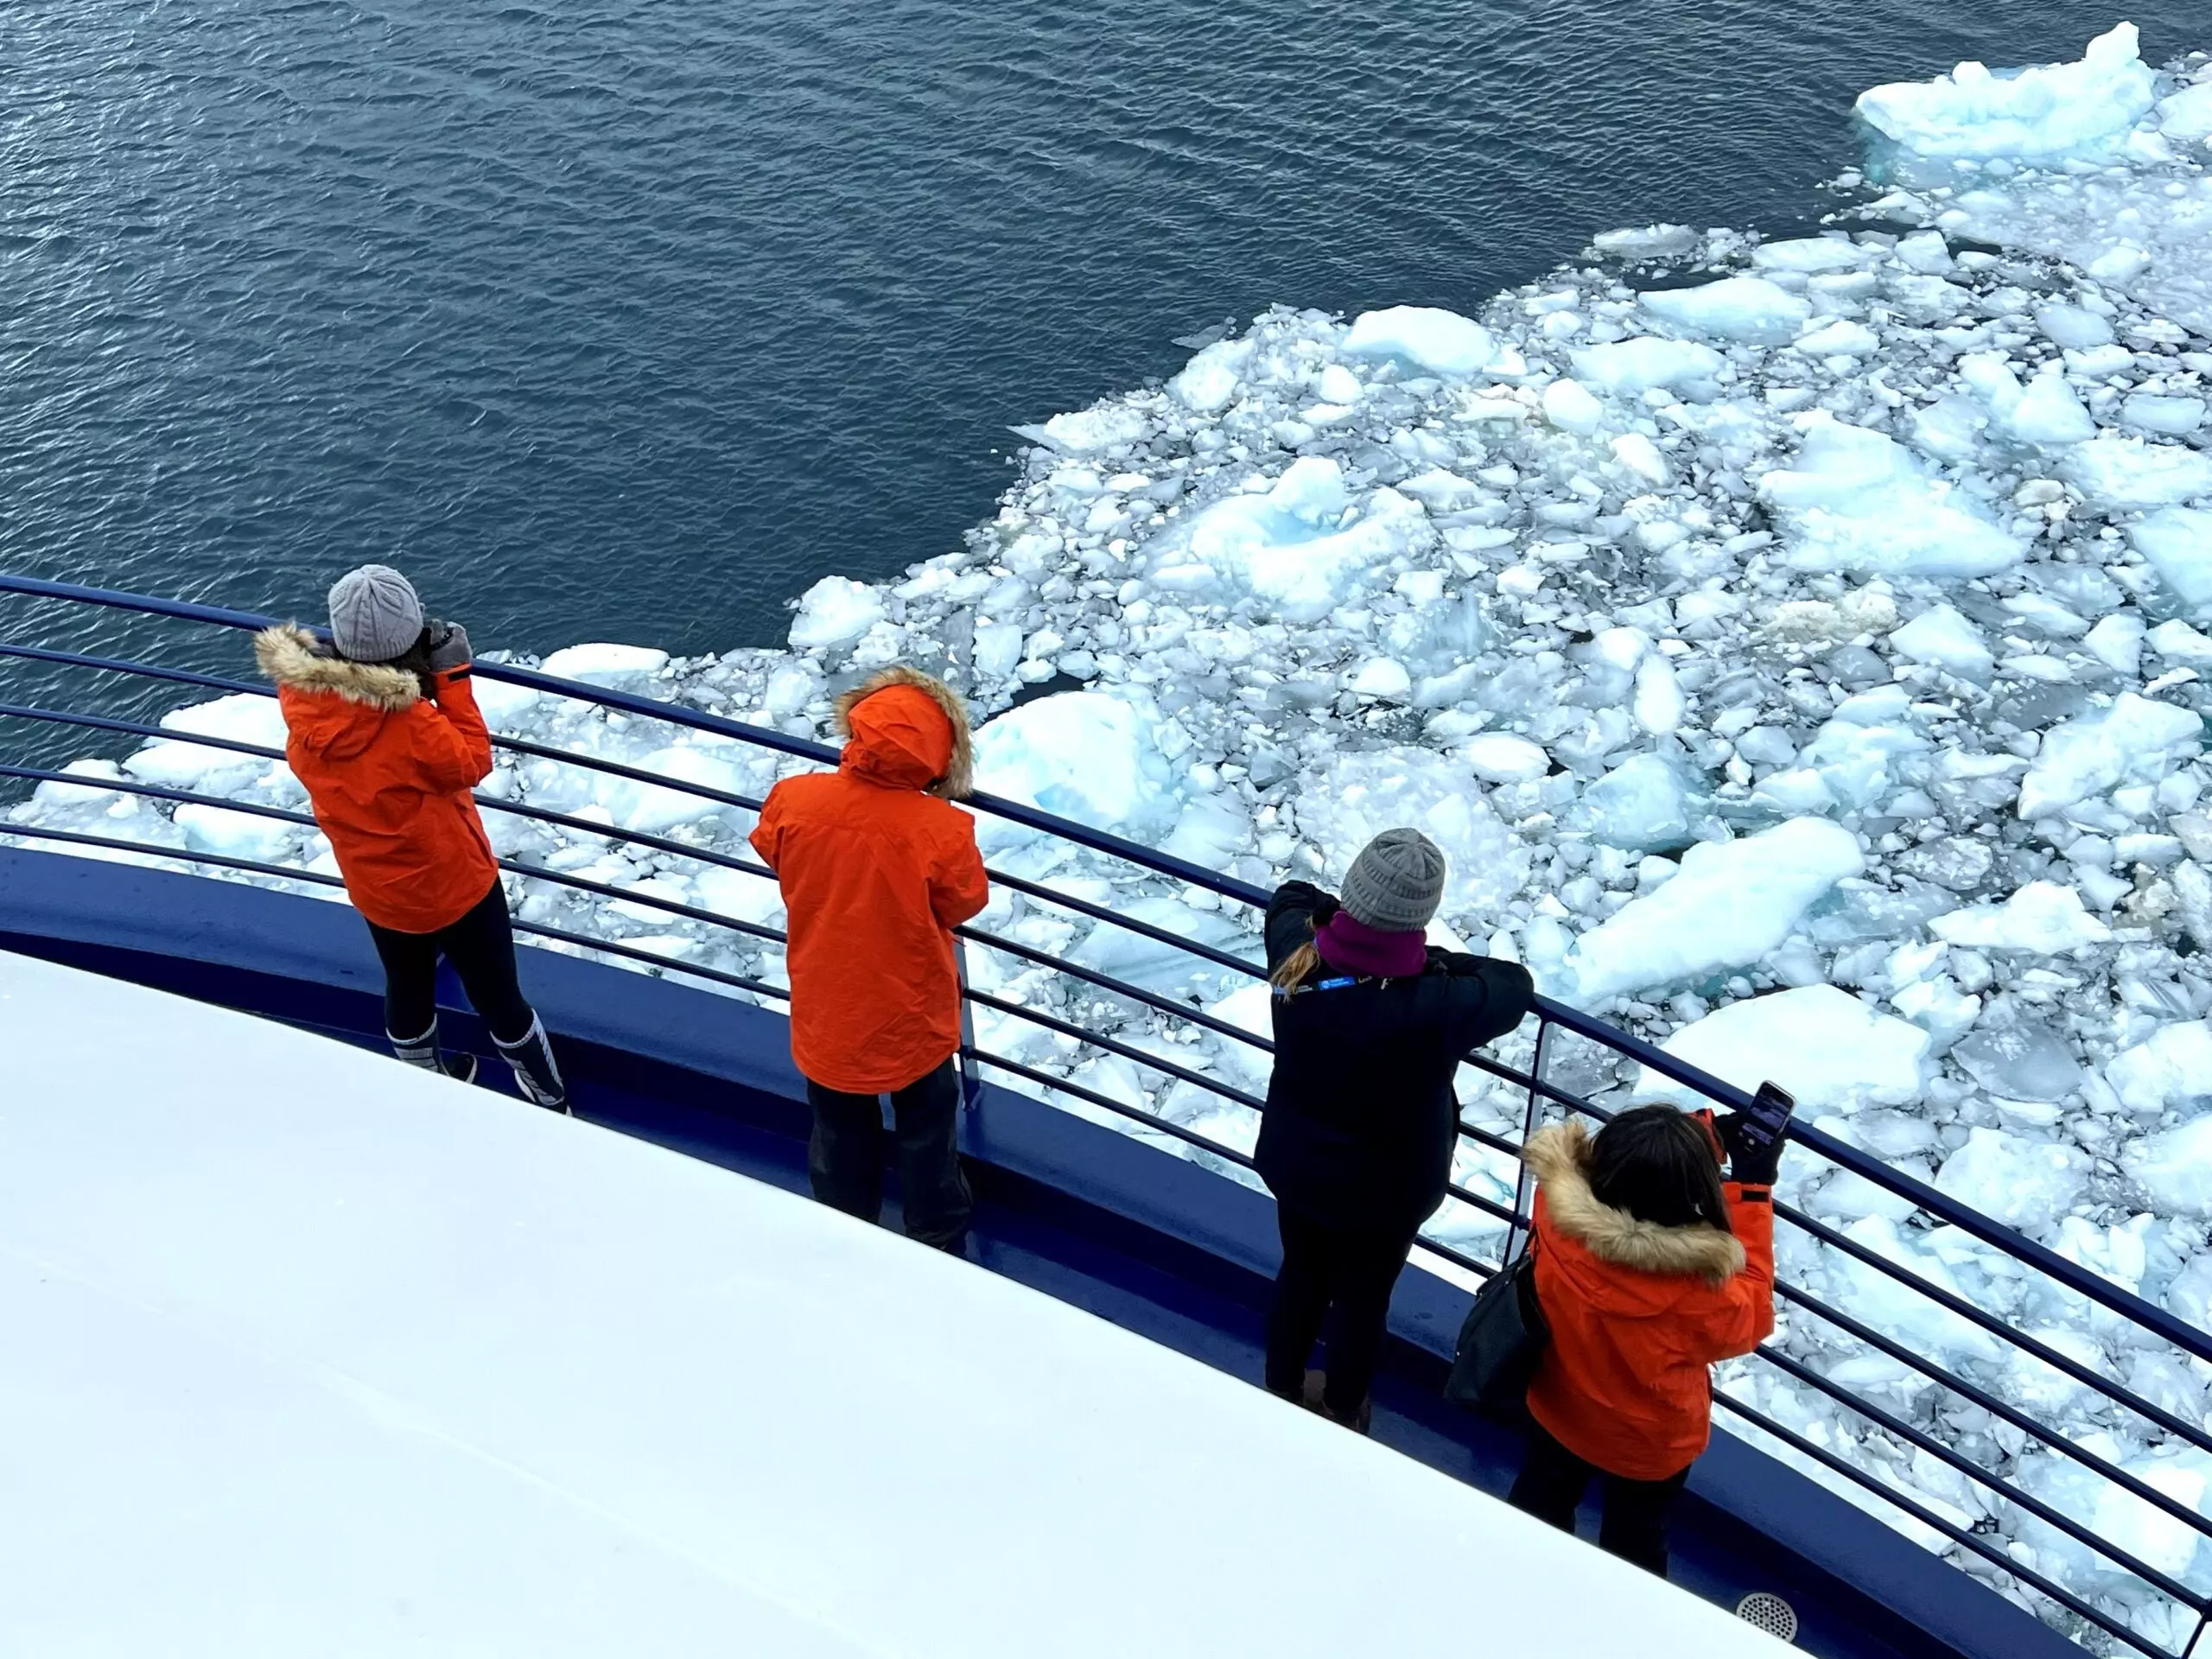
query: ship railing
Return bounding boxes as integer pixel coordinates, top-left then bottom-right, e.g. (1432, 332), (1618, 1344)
(3, 572), (2209, 1659)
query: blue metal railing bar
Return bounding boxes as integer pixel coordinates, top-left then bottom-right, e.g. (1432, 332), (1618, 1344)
(1713, 1389), (2173, 1659)
(10, 573), (2212, 1646)
(1758, 1333), (2208, 1612)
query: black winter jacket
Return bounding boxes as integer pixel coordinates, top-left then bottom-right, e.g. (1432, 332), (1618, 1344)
(1254, 880), (1535, 1237)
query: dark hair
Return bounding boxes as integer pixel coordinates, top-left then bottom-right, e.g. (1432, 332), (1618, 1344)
(346, 626), (437, 699)
(1588, 1105), (1732, 1234)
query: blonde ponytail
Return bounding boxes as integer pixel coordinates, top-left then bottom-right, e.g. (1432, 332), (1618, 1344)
(1270, 938), (1322, 993)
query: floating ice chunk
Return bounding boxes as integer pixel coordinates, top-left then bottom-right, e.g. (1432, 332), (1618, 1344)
(1889, 605), (1995, 682)
(1541, 378), (1605, 434)
(1854, 25), (2158, 162)
(1930, 881), (2113, 952)
(1640, 984), (1931, 1116)
(1565, 818), (1863, 1001)
(1951, 1019), (2081, 1103)
(1935, 1128), (2091, 1229)
(162, 693), (289, 752)
(172, 804), (296, 862)
(1316, 364), (1364, 404)
(2104, 1021), (2212, 1117)
(1640, 276), (1812, 345)
(2158, 82), (2212, 143)
(693, 864), (785, 931)
(601, 746), (753, 836)
(2149, 620), (2212, 664)
(470, 677), (542, 728)
(1299, 746), (1530, 921)
(2121, 394), (2208, 436)
(1150, 464), (1430, 624)
(1160, 790), (1252, 868)
(1037, 403), (1152, 454)
(2035, 302), (2115, 349)
(2125, 1115), (2212, 1217)
(1760, 418), (2022, 577)
(1067, 894), (1243, 987)
(1341, 306), (1497, 376)
(1633, 653), (1685, 734)
(1569, 338), (1726, 397)
(1611, 433), (1671, 486)
(972, 691), (1174, 843)
(1795, 319), (1880, 358)
(1268, 456), (1349, 523)
(1170, 338), (1254, 412)
(1575, 753), (1701, 853)
(2060, 436), (2212, 510)
(1592, 224), (1698, 258)
(1458, 734), (1550, 785)
(1753, 237), (1869, 273)
(973, 622), (1024, 678)
(785, 578), (888, 653)
(2083, 613), (2147, 675)
(2005, 364), (2098, 446)
(1346, 658), (1412, 700)
(2018, 694), (2203, 817)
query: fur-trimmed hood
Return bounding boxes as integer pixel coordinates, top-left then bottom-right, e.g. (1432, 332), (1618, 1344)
(1525, 1119), (1745, 1287)
(255, 623), (423, 713)
(834, 666), (974, 800)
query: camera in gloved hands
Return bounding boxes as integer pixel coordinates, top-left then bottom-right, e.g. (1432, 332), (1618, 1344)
(424, 619), (473, 673)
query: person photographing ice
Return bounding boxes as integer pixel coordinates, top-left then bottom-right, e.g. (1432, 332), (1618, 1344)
(257, 564), (569, 1112)
(1257, 829), (1535, 1430)
(750, 667), (988, 1253)
(1506, 1102), (1780, 1575)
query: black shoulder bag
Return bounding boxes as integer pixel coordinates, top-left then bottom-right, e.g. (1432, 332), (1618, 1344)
(1444, 1239), (1548, 1414)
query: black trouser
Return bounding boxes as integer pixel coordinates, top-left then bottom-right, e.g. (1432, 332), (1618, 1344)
(365, 882), (536, 1046)
(1508, 1417), (1691, 1576)
(804, 1060), (972, 1249)
(1264, 1205), (1417, 1422)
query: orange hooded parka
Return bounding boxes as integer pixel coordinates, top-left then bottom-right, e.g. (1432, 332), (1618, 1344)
(257, 622), (500, 935)
(751, 668), (989, 1094)
(1522, 1118), (1776, 1481)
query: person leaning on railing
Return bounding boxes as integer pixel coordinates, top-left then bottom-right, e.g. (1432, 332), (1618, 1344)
(1506, 1104), (1779, 1576)
(255, 565), (569, 1111)
(749, 667), (988, 1255)
(1257, 829), (1535, 1432)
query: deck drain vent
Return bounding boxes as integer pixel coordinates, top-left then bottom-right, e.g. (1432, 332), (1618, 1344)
(1735, 1592), (1798, 1643)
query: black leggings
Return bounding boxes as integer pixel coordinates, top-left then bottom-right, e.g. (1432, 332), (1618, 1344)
(365, 881), (535, 1046)
(1508, 1417), (1691, 1576)
(1264, 1205), (1417, 1422)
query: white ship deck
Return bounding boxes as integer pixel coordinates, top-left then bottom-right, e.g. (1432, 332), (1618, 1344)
(0, 950), (1783, 1656)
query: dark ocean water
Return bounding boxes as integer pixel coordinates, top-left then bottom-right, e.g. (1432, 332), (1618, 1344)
(2, 1), (2204, 677)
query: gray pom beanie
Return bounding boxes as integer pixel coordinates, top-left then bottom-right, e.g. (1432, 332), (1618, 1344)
(328, 564), (424, 663)
(1338, 828), (1447, 933)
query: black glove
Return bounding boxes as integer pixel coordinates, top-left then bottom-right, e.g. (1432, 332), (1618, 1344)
(1713, 1110), (1783, 1187)
(426, 620), (472, 673)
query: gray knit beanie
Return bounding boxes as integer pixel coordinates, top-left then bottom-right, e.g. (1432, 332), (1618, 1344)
(327, 564), (424, 663)
(1338, 829), (1447, 933)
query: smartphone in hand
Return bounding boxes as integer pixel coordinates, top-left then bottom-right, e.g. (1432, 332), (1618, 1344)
(1738, 1080), (1796, 1154)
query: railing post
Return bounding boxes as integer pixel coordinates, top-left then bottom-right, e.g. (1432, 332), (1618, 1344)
(2183, 1609), (2206, 1659)
(1503, 1015), (1550, 1262)
(955, 931), (982, 1111)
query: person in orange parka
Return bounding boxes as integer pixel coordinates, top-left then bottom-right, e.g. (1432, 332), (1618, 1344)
(257, 564), (568, 1113)
(750, 666), (988, 1251)
(1508, 1103), (1778, 1576)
